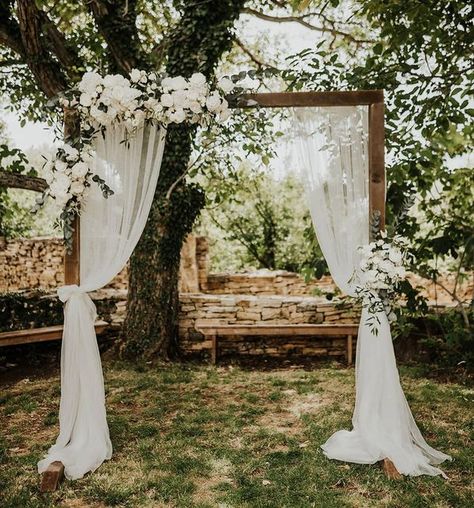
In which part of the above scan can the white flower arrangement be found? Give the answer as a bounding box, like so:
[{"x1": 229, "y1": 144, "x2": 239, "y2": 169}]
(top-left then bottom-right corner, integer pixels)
[
  {"x1": 353, "y1": 232, "x2": 408, "y2": 334},
  {"x1": 38, "y1": 69, "x2": 242, "y2": 249}
]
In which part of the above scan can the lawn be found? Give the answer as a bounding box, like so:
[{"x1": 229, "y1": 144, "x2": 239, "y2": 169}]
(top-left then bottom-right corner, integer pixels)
[{"x1": 1, "y1": 361, "x2": 472, "y2": 507}]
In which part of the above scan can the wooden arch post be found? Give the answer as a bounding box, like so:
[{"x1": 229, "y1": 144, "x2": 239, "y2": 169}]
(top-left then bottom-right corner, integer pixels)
[
  {"x1": 40, "y1": 108, "x2": 80, "y2": 493},
  {"x1": 233, "y1": 90, "x2": 399, "y2": 479}
]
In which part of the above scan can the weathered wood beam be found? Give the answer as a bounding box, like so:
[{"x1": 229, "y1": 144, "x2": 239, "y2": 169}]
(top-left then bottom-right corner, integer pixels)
[
  {"x1": 40, "y1": 461, "x2": 64, "y2": 492},
  {"x1": 368, "y1": 99, "x2": 386, "y2": 233},
  {"x1": 235, "y1": 90, "x2": 384, "y2": 108}
]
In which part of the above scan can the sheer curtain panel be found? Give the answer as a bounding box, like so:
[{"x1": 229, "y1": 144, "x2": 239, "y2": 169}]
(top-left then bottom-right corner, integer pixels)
[
  {"x1": 294, "y1": 106, "x2": 450, "y2": 477},
  {"x1": 38, "y1": 123, "x2": 166, "y2": 480}
]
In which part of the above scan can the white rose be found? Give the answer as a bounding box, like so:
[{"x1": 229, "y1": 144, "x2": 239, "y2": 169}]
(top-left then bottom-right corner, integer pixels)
[
  {"x1": 161, "y1": 77, "x2": 173, "y2": 92},
  {"x1": 71, "y1": 161, "x2": 89, "y2": 179},
  {"x1": 55, "y1": 191, "x2": 72, "y2": 207},
  {"x1": 160, "y1": 93, "x2": 174, "y2": 108},
  {"x1": 168, "y1": 76, "x2": 188, "y2": 90},
  {"x1": 218, "y1": 108, "x2": 231, "y2": 122},
  {"x1": 190, "y1": 72, "x2": 206, "y2": 86},
  {"x1": 62, "y1": 144, "x2": 79, "y2": 160},
  {"x1": 170, "y1": 109, "x2": 186, "y2": 124},
  {"x1": 206, "y1": 92, "x2": 221, "y2": 112},
  {"x1": 218, "y1": 77, "x2": 234, "y2": 93},
  {"x1": 79, "y1": 93, "x2": 93, "y2": 107},
  {"x1": 55, "y1": 160, "x2": 68, "y2": 173},
  {"x1": 130, "y1": 68, "x2": 141, "y2": 83},
  {"x1": 389, "y1": 248, "x2": 402, "y2": 264},
  {"x1": 70, "y1": 181, "x2": 85, "y2": 195},
  {"x1": 188, "y1": 101, "x2": 202, "y2": 114},
  {"x1": 172, "y1": 89, "x2": 188, "y2": 108},
  {"x1": 79, "y1": 71, "x2": 102, "y2": 93}
]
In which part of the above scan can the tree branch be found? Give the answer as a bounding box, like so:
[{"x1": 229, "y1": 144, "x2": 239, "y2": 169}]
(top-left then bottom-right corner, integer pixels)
[
  {"x1": 0, "y1": 170, "x2": 47, "y2": 192},
  {"x1": 0, "y1": 1, "x2": 26, "y2": 56},
  {"x1": 234, "y1": 36, "x2": 266, "y2": 69},
  {"x1": 242, "y1": 7, "x2": 373, "y2": 44},
  {"x1": 16, "y1": 0, "x2": 68, "y2": 97},
  {"x1": 37, "y1": 9, "x2": 83, "y2": 77},
  {"x1": 87, "y1": 0, "x2": 147, "y2": 74}
]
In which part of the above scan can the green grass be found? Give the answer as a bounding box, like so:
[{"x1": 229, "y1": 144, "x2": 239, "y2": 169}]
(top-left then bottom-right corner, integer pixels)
[{"x1": 0, "y1": 361, "x2": 472, "y2": 507}]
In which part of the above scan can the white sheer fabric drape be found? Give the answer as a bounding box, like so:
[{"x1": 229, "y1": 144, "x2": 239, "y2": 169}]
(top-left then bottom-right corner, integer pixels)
[
  {"x1": 38, "y1": 123, "x2": 166, "y2": 480},
  {"x1": 294, "y1": 106, "x2": 450, "y2": 477}
]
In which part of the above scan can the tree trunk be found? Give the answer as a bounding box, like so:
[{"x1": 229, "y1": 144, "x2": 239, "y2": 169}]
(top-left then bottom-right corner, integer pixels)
[{"x1": 121, "y1": 0, "x2": 246, "y2": 359}]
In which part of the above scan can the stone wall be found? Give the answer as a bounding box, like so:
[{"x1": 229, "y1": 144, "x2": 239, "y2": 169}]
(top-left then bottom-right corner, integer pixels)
[
  {"x1": 206, "y1": 270, "x2": 334, "y2": 296},
  {"x1": 0, "y1": 235, "x2": 208, "y2": 293},
  {"x1": 103, "y1": 291, "x2": 359, "y2": 361}
]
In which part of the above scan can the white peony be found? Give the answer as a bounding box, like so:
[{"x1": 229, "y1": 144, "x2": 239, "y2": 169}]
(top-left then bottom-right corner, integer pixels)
[
  {"x1": 103, "y1": 74, "x2": 129, "y2": 88},
  {"x1": 172, "y1": 89, "x2": 188, "y2": 108},
  {"x1": 218, "y1": 77, "x2": 234, "y2": 94},
  {"x1": 79, "y1": 71, "x2": 102, "y2": 93}
]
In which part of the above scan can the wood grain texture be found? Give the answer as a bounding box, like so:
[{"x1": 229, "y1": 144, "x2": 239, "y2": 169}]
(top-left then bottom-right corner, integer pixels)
[
  {"x1": 369, "y1": 100, "x2": 386, "y2": 233},
  {"x1": 40, "y1": 461, "x2": 64, "y2": 492},
  {"x1": 381, "y1": 458, "x2": 402, "y2": 479},
  {"x1": 0, "y1": 321, "x2": 109, "y2": 347},
  {"x1": 63, "y1": 109, "x2": 81, "y2": 286},
  {"x1": 197, "y1": 324, "x2": 359, "y2": 336},
  {"x1": 235, "y1": 90, "x2": 384, "y2": 108}
]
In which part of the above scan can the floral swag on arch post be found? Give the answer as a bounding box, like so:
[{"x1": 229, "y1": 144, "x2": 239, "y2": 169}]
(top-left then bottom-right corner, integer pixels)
[{"x1": 36, "y1": 69, "x2": 241, "y2": 480}]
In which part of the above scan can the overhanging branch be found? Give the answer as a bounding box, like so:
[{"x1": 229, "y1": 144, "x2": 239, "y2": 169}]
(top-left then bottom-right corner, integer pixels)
[
  {"x1": 242, "y1": 7, "x2": 373, "y2": 44},
  {"x1": 16, "y1": 0, "x2": 68, "y2": 97},
  {"x1": 0, "y1": 171, "x2": 47, "y2": 192}
]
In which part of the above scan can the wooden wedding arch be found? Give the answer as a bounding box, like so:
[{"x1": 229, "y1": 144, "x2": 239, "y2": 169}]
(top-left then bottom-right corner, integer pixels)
[
  {"x1": 39, "y1": 90, "x2": 394, "y2": 490},
  {"x1": 64, "y1": 89, "x2": 385, "y2": 285}
]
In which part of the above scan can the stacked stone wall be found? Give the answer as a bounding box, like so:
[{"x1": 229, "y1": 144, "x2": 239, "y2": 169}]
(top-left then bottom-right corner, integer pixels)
[{"x1": 0, "y1": 235, "x2": 207, "y2": 293}]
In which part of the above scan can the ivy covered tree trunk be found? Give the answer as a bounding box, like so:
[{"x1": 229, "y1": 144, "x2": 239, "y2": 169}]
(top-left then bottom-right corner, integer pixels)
[{"x1": 121, "y1": 0, "x2": 245, "y2": 359}]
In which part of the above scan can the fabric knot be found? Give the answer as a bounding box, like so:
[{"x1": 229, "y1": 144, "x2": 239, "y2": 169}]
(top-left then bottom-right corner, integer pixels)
[{"x1": 58, "y1": 284, "x2": 84, "y2": 303}]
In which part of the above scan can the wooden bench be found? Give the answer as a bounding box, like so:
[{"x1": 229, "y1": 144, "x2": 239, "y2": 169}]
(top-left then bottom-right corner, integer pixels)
[
  {"x1": 197, "y1": 324, "x2": 358, "y2": 365},
  {"x1": 0, "y1": 321, "x2": 109, "y2": 347}
]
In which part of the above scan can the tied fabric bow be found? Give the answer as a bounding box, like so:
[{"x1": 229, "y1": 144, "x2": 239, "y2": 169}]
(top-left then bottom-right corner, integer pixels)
[
  {"x1": 57, "y1": 284, "x2": 98, "y2": 321},
  {"x1": 37, "y1": 284, "x2": 112, "y2": 480}
]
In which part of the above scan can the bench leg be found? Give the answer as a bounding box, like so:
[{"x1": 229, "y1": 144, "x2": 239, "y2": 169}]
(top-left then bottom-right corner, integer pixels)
[
  {"x1": 346, "y1": 335, "x2": 353, "y2": 366},
  {"x1": 210, "y1": 334, "x2": 217, "y2": 365}
]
